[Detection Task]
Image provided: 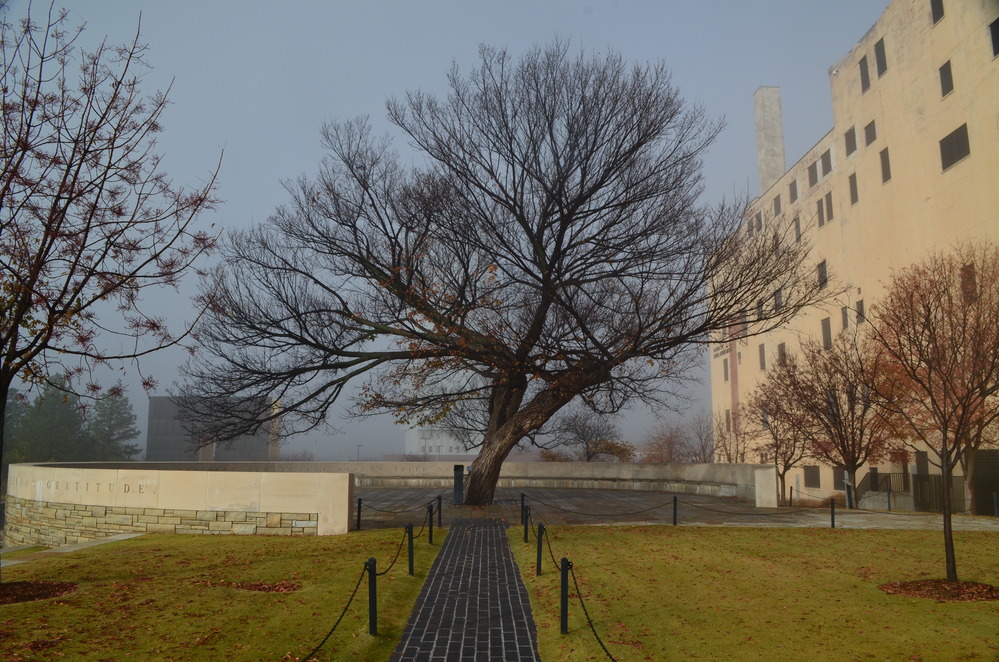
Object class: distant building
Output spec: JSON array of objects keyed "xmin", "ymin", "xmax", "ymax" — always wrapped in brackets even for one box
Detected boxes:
[
  {"xmin": 711, "ymin": 0, "xmax": 999, "ymax": 508},
  {"xmin": 145, "ymin": 396, "xmax": 278, "ymax": 462},
  {"xmin": 403, "ymin": 426, "xmax": 481, "ymax": 461}
]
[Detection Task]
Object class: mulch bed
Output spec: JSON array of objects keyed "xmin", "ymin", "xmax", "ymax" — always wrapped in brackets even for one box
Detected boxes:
[
  {"xmin": 0, "ymin": 581, "xmax": 78, "ymax": 605},
  {"xmin": 879, "ymin": 579, "xmax": 999, "ymax": 601}
]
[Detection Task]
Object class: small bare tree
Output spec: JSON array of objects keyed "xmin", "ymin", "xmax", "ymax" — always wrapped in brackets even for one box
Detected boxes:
[
  {"xmin": 869, "ymin": 243, "xmax": 999, "ymax": 582},
  {"xmin": 0, "ymin": 5, "xmax": 219, "ymax": 473},
  {"xmin": 540, "ymin": 410, "xmax": 634, "ymax": 462}
]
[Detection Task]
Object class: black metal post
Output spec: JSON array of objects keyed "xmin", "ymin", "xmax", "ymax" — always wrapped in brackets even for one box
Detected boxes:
[
  {"xmin": 524, "ymin": 506, "xmax": 530, "ymax": 543},
  {"xmin": 453, "ymin": 464, "xmax": 464, "ymax": 506},
  {"xmin": 366, "ymin": 558, "xmax": 377, "ymax": 636},
  {"xmin": 830, "ymin": 497, "xmax": 836, "ymax": 529},
  {"xmin": 992, "ymin": 491, "xmax": 998, "ymax": 517},
  {"xmin": 672, "ymin": 495, "xmax": 678, "ymax": 526},
  {"xmin": 536, "ymin": 523, "xmax": 545, "ymax": 576},
  {"xmin": 887, "ymin": 486, "xmax": 892, "ymax": 511},
  {"xmin": 560, "ymin": 557, "xmax": 571, "ymax": 634},
  {"xmin": 406, "ymin": 523, "xmax": 414, "ymax": 577},
  {"xmin": 789, "ymin": 488, "xmax": 794, "ymax": 508},
  {"xmin": 521, "ymin": 493, "xmax": 526, "ymax": 525},
  {"xmin": 437, "ymin": 494, "xmax": 442, "ymax": 527},
  {"xmin": 356, "ymin": 498, "xmax": 362, "ymax": 531},
  {"xmin": 427, "ymin": 504, "xmax": 434, "ymax": 544}
]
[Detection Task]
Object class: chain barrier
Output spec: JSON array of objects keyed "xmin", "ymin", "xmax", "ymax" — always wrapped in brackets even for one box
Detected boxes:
[
  {"xmin": 376, "ymin": 529, "xmax": 409, "ymax": 576},
  {"xmin": 360, "ymin": 501, "xmax": 430, "ymax": 514},
  {"xmin": 299, "ymin": 563, "xmax": 367, "ymax": 661},
  {"xmin": 542, "ymin": 525, "xmax": 560, "ymax": 568},
  {"xmin": 411, "ymin": 508, "xmax": 431, "ymax": 539},
  {"xmin": 568, "ymin": 564, "xmax": 618, "ymax": 662}
]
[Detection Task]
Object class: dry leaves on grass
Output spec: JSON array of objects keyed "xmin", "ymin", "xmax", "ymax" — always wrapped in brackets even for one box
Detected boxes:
[
  {"xmin": 0, "ymin": 581, "xmax": 78, "ymax": 605},
  {"xmin": 192, "ymin": 578, "xmax": 301, "ymax": 593},
  {"xmin": 879, "ymin": 579, "xmax": 999, "ymax": 602}
]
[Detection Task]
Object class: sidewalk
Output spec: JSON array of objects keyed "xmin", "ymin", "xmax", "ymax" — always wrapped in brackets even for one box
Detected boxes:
[{"xmin": 391, "ymin": 518, "xmax": 541, "ymax": 662}]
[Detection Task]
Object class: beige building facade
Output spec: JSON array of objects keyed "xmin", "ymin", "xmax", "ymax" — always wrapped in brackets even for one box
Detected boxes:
[{"xmin": 711, "ymin": 0, "xmax": 999, "ymax": 504}]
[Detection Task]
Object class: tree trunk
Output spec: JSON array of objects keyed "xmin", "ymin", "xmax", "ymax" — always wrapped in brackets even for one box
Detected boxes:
[
  {"xmin": 848, "ymin": 468, "xmax": 858, "ymax": 509},
  {"xmin": 777, "ymin": 470, "xmax": 787, "ymax": 506},
  {"xmin": 941, "ymin": 456, "xmax": 958, "ymax": 582},
  {"xmin": 962, "ymin": 447, "xmax": 977, "ymax": 515},
  {"xmin": 465, "ymin": 432, "xmax": 520, "ymax": 505}
]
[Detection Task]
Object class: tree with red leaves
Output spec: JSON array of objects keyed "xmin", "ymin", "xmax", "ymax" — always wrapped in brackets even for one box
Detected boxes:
[{"xmin": 0, "ymin": 5, "xmax": 219, "ymax": 471}]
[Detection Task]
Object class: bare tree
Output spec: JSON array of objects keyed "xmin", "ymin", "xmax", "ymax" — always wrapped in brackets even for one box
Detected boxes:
[
  {"xmin": 179, "ymin": 42, "xmax": 823, "ymax": 504},
  {"xmin": 641, "ymin": 419, "xmax": 688, "ymax": 463},
  {"xmin": 869, "ymin": 243, "xmax": 999, "ymax": 581},
  {"xmin": 713, "ymin": 411, "xmax": 752, "ymax": 464},
  {"xmin": 0, "ymin": 5, "xmax": 219, "ymax": 470},
  {"xmin": 746, "ymin": 361, "xmax": 812, "ymax": 506},
  {"xmin": 685, "ymin": 409, "xmax": 715, "ymax": 463},
  {"xmin": 539, "ymin": 409, "xmax": 633, "ymax": 462}
]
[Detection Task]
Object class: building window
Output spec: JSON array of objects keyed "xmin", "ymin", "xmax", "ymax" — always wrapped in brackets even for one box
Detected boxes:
[
  {"xmin": 818, "ymin": 260, "xmax": 828, "ymax": 289},
  {"xmin": 759, "ymin": 343, "xmax": 767, "ymax": 371},
  {"xmin": 817, "ymin": 199, "xmax": 825, "ymax": 227},
  {"xmin": 991, "ymin": 17, "xmax": 999, "ymax": 57},
  {"xmin": 939, "ymin": 60, "xmax": 953, "ymax": 96},
  {"xmin": 842, "ymin": 306, "xmax": 850, "ymax": 330},
  {"xmin": 880, "ymin": 148, "xmax": 892, "ymax": 183},
  {"xmin": 777, "ymin": 343, "xmax": 787, "ymax": 365},
  {"xmin": 940, "ymin": 123, "xmax": 970, "ymax": 170},
  {"xmin": 723, "ymin": 358, "xmax": 729, "ymax": 382},
  {"xmin": 804, "ymin": 465, "xmax": 821, "ymax": 489},
  {"xmin": 808, "ymin": 161, "xmax": 819, "ymax": 187},
  {"xmin": 756, "ymin": 299, "xmax": 765, "ymax": 322},
  {"xmin": 845, "ymin": 127, "xmax": 857, "ymax": 156},
  {"xmin": 833, "ymin": 469, "xmax": 846, "ymax": 491},
  {"xmin": 865, "ymin": 120, "xmax": 877, "ymax": 146},
  {"xmin": 856, "ymin": 299, "xmax": 866, "ymax": 324},
  {"xmin": 725, "ymin": 409, "xmax": 732, "ymax": 432},
  {"xmin": 820, "ymin": 149, "xmax": 832, "ymax": 176},
  {"xmin": 849, "ymin": 173, "xmax": 859, "ymax": 204},
  {"xmin": 961, "ymin": 263, "xmax": 978, "ymax": 304},
  {"xmin": 825, "ymin": 191, "xmax": 834, "ymax": 221},
  {"xmin": 874, "ymin": 38, "xmax": 887, "ymax": 77},
  {"xmin": 859, "ymin": 56, "xmax": 870, "ymax": 92},
  {"xmin": 773, "ymin": 195, "xmax": 782, "ymax": 216},
  {"xmin": 931, "ymin": 0, "xmax": 944, "ymax": 24},
  {"xmin": 793, "ymin": 216, "xmax": 801, "ymax": 242},
  {"xmin": 774, "ymin": 288, "xmax": 783, "ymax": 312},
  {"xmin": 821, "ymin": 317, "xmax": 833, "ymax": 349},
  {"xmin": 789, "ymin": 179, "xmax": 798, "ymax": 203}
]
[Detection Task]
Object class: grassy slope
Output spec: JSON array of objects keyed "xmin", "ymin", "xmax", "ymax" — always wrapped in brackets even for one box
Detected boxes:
[
  {"xmin": 509, "ymin": 526, "xmax": 999, "ymax": 662},
  {"xmin": 0, "ymin": 530, "xmax": 442, "ymax": 661}
]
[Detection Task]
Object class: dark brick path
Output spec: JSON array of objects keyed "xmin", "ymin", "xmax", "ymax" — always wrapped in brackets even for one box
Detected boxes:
[{"xmin": 391, "ymin": 518, "xmax": 541, "ymax": 662}]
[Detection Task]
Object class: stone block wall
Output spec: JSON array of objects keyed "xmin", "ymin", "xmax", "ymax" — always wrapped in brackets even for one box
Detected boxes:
[{"xmin": 4, "ymin": 495, "xmax": 318, "ymax": 547}]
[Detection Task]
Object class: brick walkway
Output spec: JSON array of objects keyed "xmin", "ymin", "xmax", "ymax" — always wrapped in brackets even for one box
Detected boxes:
[{"xmin": 391, "ymin": 518, "xmax": 541, "ymax": 662}]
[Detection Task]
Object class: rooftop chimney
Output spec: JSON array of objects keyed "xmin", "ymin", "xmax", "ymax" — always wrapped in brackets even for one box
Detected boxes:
[{"xmin": 754, "ymin": 86, "xmax": 786, "ymax": 194}]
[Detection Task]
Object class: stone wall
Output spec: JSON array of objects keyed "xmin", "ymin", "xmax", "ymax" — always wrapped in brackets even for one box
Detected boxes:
[{"xmin": 4, "ymin": 496, "xmax": 318, "ymax": 548}]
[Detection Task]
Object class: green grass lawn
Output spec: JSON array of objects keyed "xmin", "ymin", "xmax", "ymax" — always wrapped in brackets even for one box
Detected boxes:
[
  {"xmin": 0, "ymin": 530, "xmax": 442, "ymax": 661},
  {"xmin": 509, "ymin": 526, "xmax": 999, "ymax": 662}
]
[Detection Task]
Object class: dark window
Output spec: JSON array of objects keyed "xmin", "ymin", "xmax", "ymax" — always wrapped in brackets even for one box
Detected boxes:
[
  {"xmin": 756, "ymin": 300, "xmax": 765, "ymax": 322},
  {"xmin": 833, "ymin": 469, "xmax": 846, "ymax": 491},
  {"xmin": 821, "ymin": 149, "xmax": 832, "ymax": 176},
  {"xmin": 804, "ymin": 466, "xmax": 821, "ymax": 489},
  {"xmin": 874, "ymin": 38, "xmax": 888, "ymax": 77},
  {"xmin": 849, "ymin": 173, "xmax": 859, "ymax": 204},
  {"xmin": 991, "ymin": 18, "xmax": 999, "ymax": 57},
  {"xmin": 723, "ymin": 358, "xmax": 729, "ymax": 382},
  {"xmin": 774, "ymin": 288, "xmax": 783, "ymax": 312},
  {"xmin": 773, "ymin": 195, "xmax": 782, "ymax": 216},
  {"xmin": 761, "ymin": 411, "xmax": 770, "ymax": 429},
  {"xmin": 842, "ymin": 306, "xmax": 850, "ymax": 330},
  {"xmin": 789, "ymin": 179, "xmax": 798, "ymax": 203},
  {"xmin": 880, "ymin": 148, "xmax": 892, "ymax": 183},
  {"xmin": 940, "ymin": 123, "xmax": 970, "ymax": 170},
  {"xmin": 777, "ymin": 343, "xmax": 786, "ymax": 365},
  {"xmin": 759, "ymin": 343, "xmax": 767, "ymax": 371},
  {"xmin": 808, "ymin": 162, "xmax": 819, "ymax": 187},
  {"xmin": 725, "ymin": 409, "xmax": 732, "ymax": 432},
  {"xmin": 961, "ymin": 263, "xmax": 978, "ymax": 303},
  {"xmin": 931, "ymin": 0, "xmax": 944, "ymax": 24},
  {"xmin": 822, "ymin": 317, "xmax": 832, "ymax": 349},
  {"xmin": 793, "ymin": 216, "xmax": 801, "ymax": 242},
  {"xmin": 869, "ymin": 467, "xmax": 880, "ymax": 490},
  {"xmin": 856, "ymin": 299, "xmax": 866, "ymax": 324},
  {"xmin": 939, "ymin": 60, "xmax": 953, "ymax": 96},
  {"xmin": 817, "ymin": 199, "xmax": 825, "ymax": 227},
  {"xmin": 845, "ymin": 127, "xmax": 857, "ymax": 156},
  {"xmin": 860, "ymin": 56, "xmax": 870, "ymax": 92},
  {"xmin": 818, "ymin": 260, "xmax": 828, "ymax": 289},
  {"xmin": 825, "ymin": 191, "xmax": 834, "ymax": 221},
  {"xmin": 865, "ymin": 120, "xmax": 877, "ymax": 146}
]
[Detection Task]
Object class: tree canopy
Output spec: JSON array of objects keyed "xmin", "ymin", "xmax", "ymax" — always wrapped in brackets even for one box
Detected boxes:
[{"xmin": 180, "ymin": 42, "xmax": 822, "ymax": 504}]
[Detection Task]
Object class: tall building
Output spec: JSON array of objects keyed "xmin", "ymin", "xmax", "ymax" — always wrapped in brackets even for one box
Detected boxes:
[
  {"xmin": 711, "ymin": 0, "xmax": 999, "ymax": 503},
  {"xmin": 146, "ymin": 396, "xmax": 278, "ymax": 462}
]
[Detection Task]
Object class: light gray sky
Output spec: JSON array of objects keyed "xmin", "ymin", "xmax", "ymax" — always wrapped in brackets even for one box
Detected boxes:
[{"xmin": 5, "ymin": 1, "xmax": 889, "ymax": 459}]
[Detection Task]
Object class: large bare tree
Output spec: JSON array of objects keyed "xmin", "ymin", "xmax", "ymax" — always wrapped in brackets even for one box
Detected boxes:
[
  {"xmin": 869, "ymin": 243, "xmax": 999, "ymax": 581},
  {"xmin": 0, "ymin": 5, "xmax": 219, "ymax": 468},
  {"xmin": 179, "ymin": 42, "xmax": 822, "ymax": 504}
]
